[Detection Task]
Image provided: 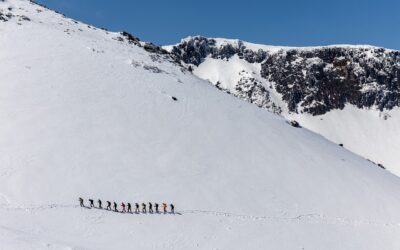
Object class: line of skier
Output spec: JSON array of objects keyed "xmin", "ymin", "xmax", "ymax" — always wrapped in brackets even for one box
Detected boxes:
[{"xmin": 78, "ymin": 197, "xmax": 175, "ymax": 214}]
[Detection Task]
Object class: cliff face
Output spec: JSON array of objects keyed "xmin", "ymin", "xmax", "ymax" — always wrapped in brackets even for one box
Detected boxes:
[
  {"xmin": 261, "ymin": 47, "xmax": 400, "ymax": 115},
  {"xmin": 170, "ymin": 36, "xmax": 400, "ymax": 115},
  {"xmin": 171, "ymin": 36, "xmax": 267, "ymax": 66}
]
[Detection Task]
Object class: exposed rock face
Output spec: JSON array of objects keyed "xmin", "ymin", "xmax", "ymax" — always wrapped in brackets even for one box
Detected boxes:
[
  {"xmin": 117, "ymin": 31, "xmax": 170, "ymax": 56},
  {"xmin": 0, "ymin": 11, "xmax": 6, "ymax": 21},
  {"xmin": 0, "ymin": 2, "xmax": 33, "ymax": 22},
  {"xmin": 0, "ymin": 9, "xmax": 12, "ymax": 21},
  {"xmin": 143, "ymin": 42, "xmax": 169, "ymax": 54},
  {"xmin": 170, "ymin": 37, "xmax": 400, "ymax": 115},
  {"xmin": 120, "ymin": 31, "xmax": 141, "ymax": 46},
  {"xmin": 261, "ymin": 47, "xmax": 400, "ymax": 115},
  {"xmin": 171, "ymin": 36, "xmax": 267, "ymax": 65},
  {"xmin": 233, "ymin": 71, "xmax": 282, "ymax": 114}
]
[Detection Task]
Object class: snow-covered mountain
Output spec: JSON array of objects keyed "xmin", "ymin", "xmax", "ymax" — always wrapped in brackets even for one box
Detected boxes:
[
  {"xmin": 168, "ymin": 36, "xmax": 400, "ymax": 176},
  {"xmin": 2, "ymin": 1, "xmax": 400, "ymax": 249}
]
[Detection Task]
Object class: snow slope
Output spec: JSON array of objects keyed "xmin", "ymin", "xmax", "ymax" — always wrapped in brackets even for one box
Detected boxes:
[
  {"xmin": 193, "ymin": 54, "xmax": 288, "ymax": 113},
  {"xmin": 287, "ymin": 106, "xmax": 400, "ymax": 175},
  {"xmin": 2, "ymin": 1, "xmax": 400, "ymax": 249},
  {"xmin": 169, "ymin": 36, "xmax": 400, "ymax": 176}
]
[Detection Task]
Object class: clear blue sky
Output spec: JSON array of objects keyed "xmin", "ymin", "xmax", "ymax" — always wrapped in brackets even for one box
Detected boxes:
[{"xmin": 36, "ymin": 0, "xmax": 400, "ymax": 49}]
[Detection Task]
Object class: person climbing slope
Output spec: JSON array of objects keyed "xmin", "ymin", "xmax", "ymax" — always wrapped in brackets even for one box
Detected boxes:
[
  {"xmin": 89, "ymin": 199, "xmax": 94, "ymax": 208},
  {"xmin": 98, "ymin": 199, "xmax": 102, "ymax": 209},
  {"xmin": 127, "ymin": 203, "xmax": 132, "ymax": 213},
  {"xmin": 113, "ymin": 202, "xmax": 118, "ymax": 212},
  {"xmin": 170, "ymin": 203, "xmax": 175, "ymax": 213},
  {"xmin": 142, "ymin": 203, "xmax": 147, "ymax": 213},
  {"xmin": 135, "ymin": 203, "xmax": 140, "ymax": 213},
  {"xmin": 106, "ymin": 201, "xmax": 111, "ymax": 210},
  {"xmin": 79, "ymin": 197, "xmax": 84, "ymax": 207},
  {"xmin": 121, "ymin": 202, "xmax": 126, "ymax": 213},
  {"xmin": 149, "ymin": 202, "xmax": 153, "ymax": 213},
  {"xmin": 162, "ymin": 203, "xmax": 167, "ymax": 213},
  {"xmin": 155, "ymin": 203, "xmax": 159, "ymax": 213}
]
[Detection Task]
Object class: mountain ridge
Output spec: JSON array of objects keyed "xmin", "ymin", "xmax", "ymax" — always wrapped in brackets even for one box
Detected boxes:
[
  {"xmin": 167, "ymin": 35, "xmax": 400, "ymax": 175},
  {"xmin": 2, "ymin": 1, "xmax": 400, "ymax": 249},
  {"xmin": 168, "ymin": 35, "xmax": 400, "ymax": 115}
]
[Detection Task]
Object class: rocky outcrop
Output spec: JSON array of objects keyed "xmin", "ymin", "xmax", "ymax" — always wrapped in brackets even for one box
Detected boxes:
[
  {"xmin": 233, "ymin": 71, "xmax": 282, "ymax": 114},
  {"xmin": 0, "ymin": 11, "xmax": 7, "ymax": 21},
  {"xmin": 143, "ymin": 42, "xmax": 169, "ymax": 54},
  {"xmin": 171, "ymin": 37, "xmax": 400, "ymax": 116},
  {"xmin": 120, "ymin": 31, "xmax": 141, "ymax": 46},
  {"xmin": 261, "ymin": 47, "xmax": 400, "ymax": 115},
  {"xmin": 117, "ymin": 31, "xmax": 170, "ymax": 56},
  {"xmin": 171, "ymin": 36, "xmax": 267, "ymax": 65}
]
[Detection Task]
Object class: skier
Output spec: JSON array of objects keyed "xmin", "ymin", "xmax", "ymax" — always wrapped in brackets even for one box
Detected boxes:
[
  {"xmin": 170, "ymin": 203, "xmax": 175, "ymax": 213},
  {"xmin": 113, "ymin": 202, "xmax": 118, "ymax": 212},
  {"xmin": 162, "ymin": 203, "xmax": 167, "ymax": 213},
  {"xmin": 155, "ymin": 203, "xmax": 159, "ymax": 213},
  {"xmin": 98, "ymin": 199, "xmax": 102, "ymax": 209},
  {"xmin": 135, "ymin": 203, "xmax": 140, "ymax": 213},
  {"xmin": 127, "ymin": 203, "xmax": 132, "ymax": 213},
  {"xmin": 106, "ymin": 201, "xmax": 111, "ymax": 210},
  {"xmin": 89, "ymin": 199, "xmax": 94, "ymax": 208},
  {"xmin": 142, "ymin": 203, "xmax": 147, "ymax": 213},
  {"xmin": 79, "ymin": 197, "xmax": 84, "ymax": 207},
  {"xmin": 121, "ymin": 202, "xmax": 126, "ymax": 213},
  {"xmin": 149, "ymin": 202, "xmax": 153, "ymax": 213}
]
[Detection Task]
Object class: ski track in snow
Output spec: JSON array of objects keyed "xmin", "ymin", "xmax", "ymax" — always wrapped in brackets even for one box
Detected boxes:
[
  {"xmin": 0, "ymin": 204, "xmax": 398, "ymax": 229},
  {"xmin": 181, "ymin": 210, "xmax": 400, "ymax": 228}
]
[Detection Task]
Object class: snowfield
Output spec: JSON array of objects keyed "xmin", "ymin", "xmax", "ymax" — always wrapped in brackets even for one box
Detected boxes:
[
  {"xmin": 287, "ymin": 105, "xmax": 400, "ymax": 176},
  {"xmin": 1, "ymin": 0, "xmax": 400, "ymax": 249}
]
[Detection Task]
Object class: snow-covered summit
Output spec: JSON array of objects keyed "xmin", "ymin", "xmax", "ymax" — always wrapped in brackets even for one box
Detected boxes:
[
  {"xmin": 172, "ymin": 35, "xmax": 388, "ymax": 54},
  {"xmin": 2, "ymin": 1, "xmax": 400, "ymax": 249}
]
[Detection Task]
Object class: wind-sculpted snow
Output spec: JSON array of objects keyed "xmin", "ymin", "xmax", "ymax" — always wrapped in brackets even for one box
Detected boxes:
[{"xmin": 2, "ymin": 0, "xmax": 400, "ymax": 249}]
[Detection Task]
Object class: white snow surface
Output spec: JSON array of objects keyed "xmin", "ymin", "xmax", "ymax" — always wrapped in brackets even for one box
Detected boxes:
[
  {"xmin": 2, "ymin": 1, "xmax": 400, "ymax": 249},
  {"xmin": 288, "ymin": 105, "xmax": 400, "ymax": 176}
]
